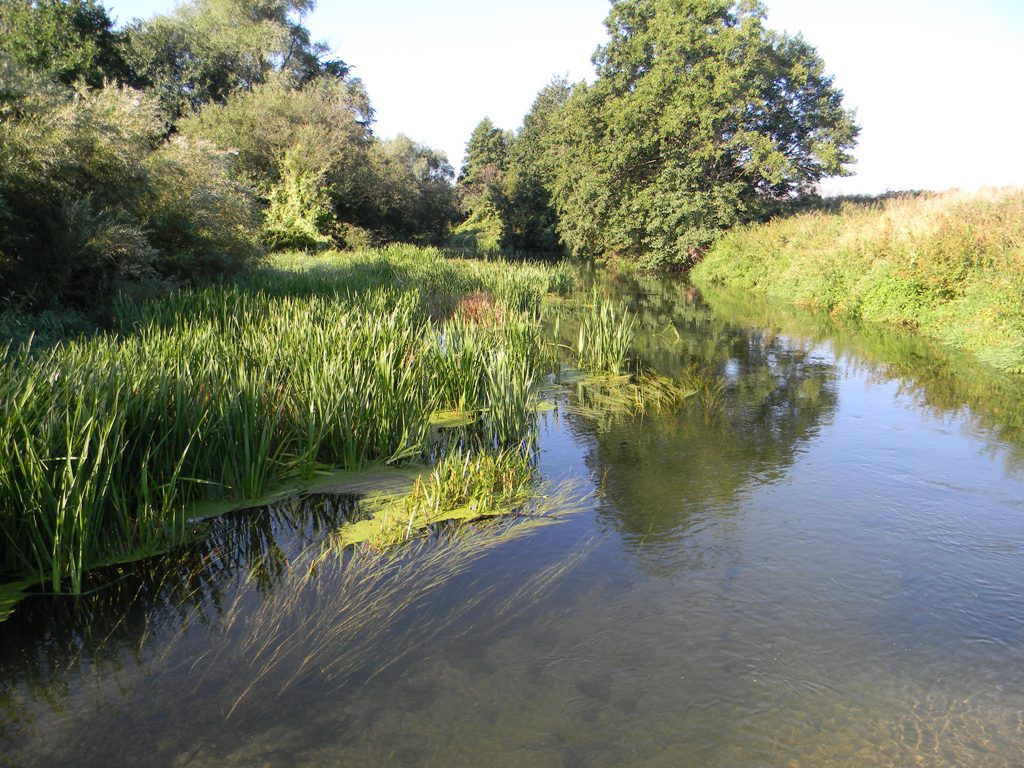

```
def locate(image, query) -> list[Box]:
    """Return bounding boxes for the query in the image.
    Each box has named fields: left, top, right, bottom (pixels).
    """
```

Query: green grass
left=0, top=246, right=580, bottom=592
left=0, top=244, right=652, bottom=596
left=691, top=188, right=1024, bottom=373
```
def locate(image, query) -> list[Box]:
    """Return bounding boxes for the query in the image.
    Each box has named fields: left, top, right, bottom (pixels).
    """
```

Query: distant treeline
left=454, top=0, right=858, bottom=270
left=0, top=0, right=458, bottom=309
left=1, top=0, right=862, bottom=312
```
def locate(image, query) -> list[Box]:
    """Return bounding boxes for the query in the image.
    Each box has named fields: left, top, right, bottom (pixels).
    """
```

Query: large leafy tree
left=358, top=135, right=458, bottom=245
left=457, top=117, right=511, bottom=191
left=122, top=0, right=348, bottom=117
left=502, top=77, right=571, bottom=252
left=0, top=0, right=133, bottom=87
left=550, top=0, right=858, bottom=268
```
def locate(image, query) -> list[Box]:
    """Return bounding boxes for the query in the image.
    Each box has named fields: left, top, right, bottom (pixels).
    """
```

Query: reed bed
left=548, top=292, right=702, bottom=425
left=0, top=246, right=579, bottom=592
left=574, top=293, right=636, bottom=375
left=692, top=188, right=1024, bottom=372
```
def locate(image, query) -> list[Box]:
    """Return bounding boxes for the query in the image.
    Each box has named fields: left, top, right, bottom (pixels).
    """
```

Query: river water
left=2, top=274, right=1023, bottom=767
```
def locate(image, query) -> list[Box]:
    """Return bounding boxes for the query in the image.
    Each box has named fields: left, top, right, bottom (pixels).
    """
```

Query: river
left=2, top=272, right=1023, bottom=767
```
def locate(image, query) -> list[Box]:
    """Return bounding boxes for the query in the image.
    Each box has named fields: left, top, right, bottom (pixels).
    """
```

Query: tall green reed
left=575, top=293, right=636, bottom=375
left=0, top=247, right=569, bottom=591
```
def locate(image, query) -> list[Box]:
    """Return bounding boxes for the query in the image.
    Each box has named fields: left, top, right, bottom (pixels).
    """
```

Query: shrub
left=138, top=136, right=264, bottom=278
left=0, top=71, right=164, bottom=304
left=262, top=149, right=333, bottom=251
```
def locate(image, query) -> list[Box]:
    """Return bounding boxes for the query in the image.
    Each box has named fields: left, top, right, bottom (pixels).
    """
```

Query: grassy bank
left=691, top=188, right=1024, bottom=372
left=0, top=246, right=595, bottom=592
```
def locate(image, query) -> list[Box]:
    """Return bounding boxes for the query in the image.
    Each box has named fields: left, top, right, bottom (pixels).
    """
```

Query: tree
left=457, top=117, right=511, bottom=190
left=549, top=0, right=858, bottom=268
left=0, top=0, right=133, bottom=87
left=179, top=73, right=372, bottom=190
left=179, top=74, right=374, bottom=244
left=502, top=77, right=571, bottom=252
left=357, top=136, right=458, bottom=245
left=452, top=118, right=513, bottom=254
left=122, top=0, right=349, bottom=117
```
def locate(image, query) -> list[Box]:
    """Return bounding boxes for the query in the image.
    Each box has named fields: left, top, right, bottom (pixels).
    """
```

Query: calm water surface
left=2, top=274, right=1024, bottom=767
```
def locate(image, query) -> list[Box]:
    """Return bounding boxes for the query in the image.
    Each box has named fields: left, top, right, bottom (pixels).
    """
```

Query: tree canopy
left=0, top=0, right=457, bottom=310
left=0, top=0, right=133, bottom=86
left=548, top=0, right=858, bottom=268
left=122, top=0, right=350, bottom=118
left=455, top=0, right=859, bottom=267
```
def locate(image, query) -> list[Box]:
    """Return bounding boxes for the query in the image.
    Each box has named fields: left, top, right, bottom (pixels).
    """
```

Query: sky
left=107, top=0, right=1024, bottom=195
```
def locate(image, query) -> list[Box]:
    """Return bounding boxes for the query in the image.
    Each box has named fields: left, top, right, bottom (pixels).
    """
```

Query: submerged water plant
left=156, top=477, right=591, bottom=717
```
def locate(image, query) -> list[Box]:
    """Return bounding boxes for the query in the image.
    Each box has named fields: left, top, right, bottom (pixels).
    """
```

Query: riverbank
left=691, top=188, right=1024, bottom=373
left=0, top=246, right=582, bottom=594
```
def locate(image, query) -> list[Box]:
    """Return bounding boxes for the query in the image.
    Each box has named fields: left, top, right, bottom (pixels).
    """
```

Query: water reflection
left=695, top=280, right=1024, bottom=464
left=0, top=486, right=592, bottom=767
left=3, top=271, right=1024, bottom=767
left=0, top=496, right=358, bottom=693
left=573, top=273, right=839, bottom=546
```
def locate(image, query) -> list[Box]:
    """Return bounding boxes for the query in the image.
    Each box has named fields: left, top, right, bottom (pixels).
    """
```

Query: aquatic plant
left=563, top=371, right=696, bottom=430
left=0, top=246, right=574, bottom=592
left=575, top=293, right=636, bottom=375
left=159, top=478, right=591, bottom=716
left=328, top=448, right=537, bottom=550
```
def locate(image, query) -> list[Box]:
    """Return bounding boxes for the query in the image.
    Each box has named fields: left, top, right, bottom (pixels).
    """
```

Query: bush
left=0, top=67, right=263, bottom=305
left=0, top=70, right=165, bottom=304
left=140, top=136, right=265, bottom=277
left=262, top=150, right=334, bottom=251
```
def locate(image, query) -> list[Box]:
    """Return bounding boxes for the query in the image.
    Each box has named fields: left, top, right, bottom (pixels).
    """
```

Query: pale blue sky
left=108, top=0, right=1024, bottom=195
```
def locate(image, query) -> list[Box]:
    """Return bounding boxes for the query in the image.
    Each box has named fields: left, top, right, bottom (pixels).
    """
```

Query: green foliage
left=0, top=302, right=94, bottom=350
left=121, top=0, right=345, bottom=117
left=0, top=71, right=161, bottom=303
left=501, top=78, right=571, bottom=252
left=546, top=0, right=858, bottom=268
left=178, top=74, right=372, bottom=191
left=2, top=0, right=458, bottom=304
left=334, top=223, right=376, bottom=250
left=140, top=136, right=264, bottom=276
left=357, top=136, right=459, bottom=245
left=450, top=200, right=505, bottom=256
left=0, top=0, right=132, bottom=87
left=692, top=188, right=1024, bottom=372
left=453, top=88, right=570, bottom=255
left=262, top=149, right=333, bottom=251
left=325, top=448, right=537, bottom=550
left=453, top=118, right=512, bottom=252
left=458, top=117, right=512, bottom=191
left=0, top=65, right=261, bottom=306
left=0, top=247, right=575, bottom=590
left=182, top=80, right=456, bottom=246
